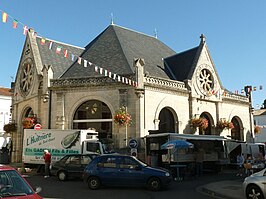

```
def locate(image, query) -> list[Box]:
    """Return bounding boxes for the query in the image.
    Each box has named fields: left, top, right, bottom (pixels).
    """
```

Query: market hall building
left=10, top=24, right=253, bottom=163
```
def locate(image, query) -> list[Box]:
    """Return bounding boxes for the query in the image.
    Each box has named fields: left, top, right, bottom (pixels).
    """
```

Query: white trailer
left=23, top=129, right=108, bottom=165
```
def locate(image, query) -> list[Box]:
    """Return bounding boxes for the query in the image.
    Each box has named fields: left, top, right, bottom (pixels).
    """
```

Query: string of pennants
left=234, top=85, right=263, bottom=95
left=204, top=85, right=263, bottom=98
left=0, top=10, right=138, bottom=87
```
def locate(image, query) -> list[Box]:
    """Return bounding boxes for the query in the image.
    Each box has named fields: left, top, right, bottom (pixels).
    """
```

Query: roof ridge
left=111, top=24, right=157, bottom=40
left=36, top=35, right=85, bottom=50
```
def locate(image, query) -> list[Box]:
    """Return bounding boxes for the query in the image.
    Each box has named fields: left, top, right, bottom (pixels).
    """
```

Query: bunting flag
left=2, top=12, right=8, bottom=23
left=12, top=19, right=18, bottom=29
left=99, top=67, right=103, bottom=74
left=241, top=89, right=245, bottom=94
left=41, top=38, right=46, bottom=45
left=49, top=41, right=53, bottom=49
left=0, top=9, right=138, bottom=88
left=64, top=49, right=68, bottom=58
left=260, top=85, right=263, bottom=90
left=23, top=25, right=28, bottom=35
left=56, top=46, right=62, bottom=54
left=253, top=86, right=257, bottom=91
left=84, top=60, right=87, bottom=67
left=78, top=57, right=82, bottom=64
left=71, top=54, right=75, bottom=61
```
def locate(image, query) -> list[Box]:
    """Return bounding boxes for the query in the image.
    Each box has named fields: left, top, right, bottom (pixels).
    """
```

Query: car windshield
left=0, top=170, right=34, bottom=197
left=131, top=156, right=147, bottom=167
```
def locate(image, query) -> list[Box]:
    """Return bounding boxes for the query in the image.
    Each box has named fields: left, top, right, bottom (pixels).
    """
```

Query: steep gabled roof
left=164, top=47, right=199, bottom=81
left=35, top=37, right=84, bottom=79
left=61, top=24, right=176, bottom=79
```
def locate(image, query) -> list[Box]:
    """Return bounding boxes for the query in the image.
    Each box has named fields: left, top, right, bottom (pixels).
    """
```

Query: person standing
left=236, top=153, right=244, bottom=176
left=43, top=149, right=51, bottom=178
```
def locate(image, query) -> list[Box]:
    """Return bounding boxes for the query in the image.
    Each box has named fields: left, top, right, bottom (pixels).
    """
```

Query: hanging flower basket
left=216, top=119, right=234, bottom=130
left=113, top=106, right=132, bottom=126
left=190, top=117, right=208, bottom=130
left=3, top=122, right=17, bottom=133
left=22, top=117, right=37, bottom=129
left=254, top=126, right=261, bottom=134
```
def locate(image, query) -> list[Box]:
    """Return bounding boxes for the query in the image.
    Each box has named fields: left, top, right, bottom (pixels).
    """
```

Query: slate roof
left=164, top=47, right=199, bottom=81
left=35, top=37, right=84, bottom=79
left=61, top=24, right=177, bottom=79
left=34, top=24, right=201, bottom=82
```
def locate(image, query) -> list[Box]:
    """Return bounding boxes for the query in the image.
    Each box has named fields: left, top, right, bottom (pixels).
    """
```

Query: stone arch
left=70, top=97, right=114, bottom=139
left=158, top=107, right=178, bottom=133
left=199, top=112, right=214, bottom=135
left=231, top=116, right=243, bottom=141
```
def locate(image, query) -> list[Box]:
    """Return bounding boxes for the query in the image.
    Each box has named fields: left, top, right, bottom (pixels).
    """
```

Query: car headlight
left=165, top=172, right=170, bottom=177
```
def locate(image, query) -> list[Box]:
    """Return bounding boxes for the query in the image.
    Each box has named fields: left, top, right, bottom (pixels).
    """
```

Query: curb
left=198, top=186, right=232, bottom=199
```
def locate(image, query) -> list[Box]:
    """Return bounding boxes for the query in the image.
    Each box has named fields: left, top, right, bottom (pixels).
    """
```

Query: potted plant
left=113, top=106, right=132, bottom=126
left=22, top=116, right=38, bottom=129
left=216, top=119, right=234, bottom=131
left=3, top=122, right=17, bottom=133
left=190, top=117, right=208, bottom=130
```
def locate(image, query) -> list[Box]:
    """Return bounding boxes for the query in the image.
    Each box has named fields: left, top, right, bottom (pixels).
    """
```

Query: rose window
left=199, top=69, right=214, bottom=92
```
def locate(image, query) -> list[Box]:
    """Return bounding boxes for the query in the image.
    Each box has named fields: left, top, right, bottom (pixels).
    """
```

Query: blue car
left=83, top=154, right=172, bottom=191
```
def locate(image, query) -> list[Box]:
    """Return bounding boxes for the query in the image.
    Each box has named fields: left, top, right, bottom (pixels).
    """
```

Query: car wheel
left=147, top=177, right=161, bottom=191
left=246, top=185, right=265, bottom=199
left=87, top=176, right=101, bottom=190
left=57, top=171, right=67, bottom=181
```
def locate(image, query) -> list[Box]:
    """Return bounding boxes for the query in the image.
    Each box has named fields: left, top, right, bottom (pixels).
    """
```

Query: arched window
left=73, top=100, right=112, bottom=139
left=199, top=112, right=212, bottom=135
left=231, top=117, right=241, bottom=140
left=158, top=108, right=176, bottom=133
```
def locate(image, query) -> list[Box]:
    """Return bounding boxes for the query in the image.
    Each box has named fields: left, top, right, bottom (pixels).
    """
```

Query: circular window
left=20, top=58, right=34, bottom=96
left=198, top=69, right=214, bottom=92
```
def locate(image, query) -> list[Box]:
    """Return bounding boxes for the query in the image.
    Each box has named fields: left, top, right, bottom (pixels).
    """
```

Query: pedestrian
left=236, top=153, right=244, bottom=176
left=43, top=149, right=51, bottom=178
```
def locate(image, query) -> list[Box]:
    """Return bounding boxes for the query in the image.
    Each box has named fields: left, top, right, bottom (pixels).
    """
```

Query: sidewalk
left=198, top=169, right=245, bottom=199
left=199, top=180, right=244, bottom=199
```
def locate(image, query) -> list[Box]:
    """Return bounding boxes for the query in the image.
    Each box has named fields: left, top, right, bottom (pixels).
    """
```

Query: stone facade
left=10, top=25, right=254, bottom=163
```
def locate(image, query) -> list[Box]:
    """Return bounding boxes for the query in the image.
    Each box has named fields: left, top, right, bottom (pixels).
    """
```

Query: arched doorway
left=199, top=112, right=213, bottom=135
left=72, top=100, right=112, bottom=139
left=158, top=107, right=176, bottom=133
left=231, top=117, right=242, bottom=141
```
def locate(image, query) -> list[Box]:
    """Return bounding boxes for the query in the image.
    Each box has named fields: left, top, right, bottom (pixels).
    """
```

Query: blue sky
left=0, top=0, right=265, bottom=108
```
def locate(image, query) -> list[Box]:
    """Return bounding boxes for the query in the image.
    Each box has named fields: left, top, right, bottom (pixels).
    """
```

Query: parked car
left=243, top=168, right=266, bottom=199
left=83, top=154, right=173, bottom=191
left=51, top=153, right=99, bottom=181
left=0, top=164, right=42, bottom=198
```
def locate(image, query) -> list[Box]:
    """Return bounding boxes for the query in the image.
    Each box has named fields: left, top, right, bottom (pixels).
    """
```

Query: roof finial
left=154, top=28, right=158, bottom=39
left=200, top=34, right=206, bottom=44
left=111, top=13, right=114, bottom=25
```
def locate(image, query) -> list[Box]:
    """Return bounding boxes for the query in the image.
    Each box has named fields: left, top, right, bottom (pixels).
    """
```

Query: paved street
left=24, top=169, right=245, bottom=199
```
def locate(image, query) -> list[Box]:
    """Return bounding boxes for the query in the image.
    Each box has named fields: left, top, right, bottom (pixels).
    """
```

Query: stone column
left=134, top=58, right=145, bottom=138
